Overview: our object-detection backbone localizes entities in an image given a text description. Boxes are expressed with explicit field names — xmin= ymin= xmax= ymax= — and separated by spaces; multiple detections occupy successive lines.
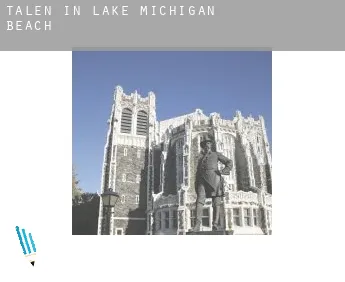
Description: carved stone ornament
xmin=153 ymin=193 xmax=178 ymax=209
xmin=121 ymin=100 xmax=134 ymax=110
xmin=115 ymin=85 xmax=123 ymax=95
xmin=229 ymin=191 xmax=259 ymax=205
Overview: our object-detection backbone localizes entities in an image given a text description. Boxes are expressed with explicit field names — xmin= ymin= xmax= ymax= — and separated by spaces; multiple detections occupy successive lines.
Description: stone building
xmin=97 ymin=86 xmax=272 ymax=235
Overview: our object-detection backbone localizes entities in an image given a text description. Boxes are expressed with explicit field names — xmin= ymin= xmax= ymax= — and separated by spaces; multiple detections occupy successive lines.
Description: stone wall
xmin=114 ymin=144 xmax=147 ymax=234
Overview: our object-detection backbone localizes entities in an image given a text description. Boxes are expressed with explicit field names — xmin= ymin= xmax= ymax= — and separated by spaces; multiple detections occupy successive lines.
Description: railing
xmin=153 ymin=194 xmax=178 ymax=208
xmin=183 ymin=189 xmax=271 ymax=208
xmin=228 ymin=191 xmax=259 ymax=204
xmin=116 ymin=133 xmax=146 ymax=147
xmin=218 ymin=119 xmax=235 ymax=128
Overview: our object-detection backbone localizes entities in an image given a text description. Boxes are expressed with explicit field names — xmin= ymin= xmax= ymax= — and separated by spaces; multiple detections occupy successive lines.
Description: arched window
xmin=121 ymin=108 xmax=132 ymax=133
xmin=136 ymin=110 xmax=148 ymax=136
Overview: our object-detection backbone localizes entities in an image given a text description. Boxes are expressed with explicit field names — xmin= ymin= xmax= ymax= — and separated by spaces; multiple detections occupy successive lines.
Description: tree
xmin=72 ymin=166 xmax=100 ymax=234
xmin=72 ymin=166 xmax=82 ymax=205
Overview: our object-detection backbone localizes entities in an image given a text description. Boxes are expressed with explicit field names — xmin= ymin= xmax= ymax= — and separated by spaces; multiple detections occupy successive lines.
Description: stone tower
xmin=97 ymin=86 xmax=157 ymax=235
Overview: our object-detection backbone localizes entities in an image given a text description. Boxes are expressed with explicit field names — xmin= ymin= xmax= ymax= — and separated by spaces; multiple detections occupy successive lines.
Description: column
xmin=241 ymin=207 xmax=245 ymax=227
xmin=177 ymin=190 xmax=186 ymax=234
xmin=259 ymin=164 xmax=267 ymax=192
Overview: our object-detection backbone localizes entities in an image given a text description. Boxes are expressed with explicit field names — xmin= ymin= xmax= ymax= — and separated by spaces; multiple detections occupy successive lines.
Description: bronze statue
xmin=193 ymin=135 xmax=233 ymax=231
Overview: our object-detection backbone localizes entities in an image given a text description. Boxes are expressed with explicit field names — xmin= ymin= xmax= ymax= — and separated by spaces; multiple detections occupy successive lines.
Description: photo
xmin=72 ymin=51 xmax=272 ymax=235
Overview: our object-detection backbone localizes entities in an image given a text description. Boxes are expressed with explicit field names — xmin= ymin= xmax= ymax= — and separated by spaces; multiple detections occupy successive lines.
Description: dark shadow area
xmin=125 ymin=209 xmax=147 ymax=235
xmin=124 ymin=149 xmax=148 ymax=235
xmin=163 ymin=139 xmax=177 ymax=196
xmin=153 ymin=144 xmax=162 ymax=194
xmin=265 ymin=164 xmax=272 ymax=194
xmin=235 ymin=136 xmax=250 ymax=191
xmin=72 ymin=193 xmax=100 ymax=235
xmin=250 ymin=144 xmax=262 ymax=188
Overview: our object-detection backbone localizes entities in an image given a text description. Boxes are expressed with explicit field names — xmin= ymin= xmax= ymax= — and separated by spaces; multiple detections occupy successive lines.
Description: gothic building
xmin=97 ymin=86 xmax=272 ymax=235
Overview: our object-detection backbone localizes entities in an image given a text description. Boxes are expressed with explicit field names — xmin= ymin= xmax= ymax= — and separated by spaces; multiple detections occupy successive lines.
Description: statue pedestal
xmin=186 ymin=230 xmax=233 ymax=235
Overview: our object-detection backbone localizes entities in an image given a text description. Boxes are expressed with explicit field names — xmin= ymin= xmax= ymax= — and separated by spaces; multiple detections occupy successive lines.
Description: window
xmin=121 ymin=195 xmax=125 ymax=203
xmin=136 ymin=110 xmax=148 ymax=136
xmin=136 ymin=174 xmax=140 ymax=184
xmin=137 ymin=149 xmax=141 ymax=158
xmin=178 ymin=171 xmax=183 ymax=184
xmin=253 ymin=208 xmax=259 ymax=226
xmin=122 ymin=174 xmax=126 ymax=182
xmin=136 ymin=195 xmax=139 ymax=204
xmin=124 ymin=148 xmax=127 ymax=156
xmin=156 ymin=212 xmax=161 ymax=230
xmin=190 ymin=210 xmax=196 ymax=228
xmin=172 ymin=210 xmax=177 ymax=228
xmin=244 ymin=208 xmax=251 ymax=226
xmin=184 ymin=165 xmax=188 ymax=178
xmin=164 ymin=211 xmax=169 ymax=229
xmin=115 ymin=228 xmax=123 ymax=235
xmin=202 ymin=208 xmax=210 ymax=227
xmin=177 ymin=154 xmax=183 ymax=166
xmin=233 ymin=208 xmax=241 ymax=226
xmin=248 ymin=157 xmax=255 ymax=187
xmin=176 ymin=139 xmax=183 ymax=150
xmin=121 ymin=108 xmax=132 ymax=133
xmin=190 ymin=208 xmax=210 ymax=228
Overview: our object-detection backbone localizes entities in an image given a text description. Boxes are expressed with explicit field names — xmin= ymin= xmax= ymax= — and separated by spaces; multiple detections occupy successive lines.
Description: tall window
xmin=136 ymin=195 xmax=139 ymax=204
xmin=177 ymin=154 xmax=183 ymax=166
xmin=202 ymin=208 xmax=210 ymax=227
xmin=183 ymin=156 xmax=188 ymax=177
xmin=248 ymin=157 xmax=255 ymax=187
xmin=164 ymin=211 xmax=170 ymax=229
xmin=121 ymin=108 xmax=132 ymax=133
xmin=124 ymin=148 xmax=127 ymax=156
xmin=121 ymin=195 xmax=125 ymax=203
xmin=172 ymin=210 xmax=178 ymax=228
xmin=190 ymin=208 xmax=210 ymax=228
xmin=190 ymin=210 xmax=196 ymax=228
xmin=122 ymin=174 xmax=126 ymax=182
xmin=156 ymin=212 xmax=161 ymax=230
xmin=253 ymin=208 xmax=259 ymax=226
xmin=137 ymin=149 xmax=141 ymax=158
xmin=136 ymin=110 xmax=148 ymax=136
xmin=233 ymin=208 xmax=241 ymax=226
xmin=178 ymin=171 xmax=183 ymax=184
xmin=244 ymin=208 xmax=251 ymax=226
xmin=136 ymin=174 xmax=140 ymax=184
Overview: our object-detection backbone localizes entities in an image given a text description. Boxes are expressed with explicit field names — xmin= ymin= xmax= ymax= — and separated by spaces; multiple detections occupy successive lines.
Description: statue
xmin=193 ymin=135 xmax=233 ymax=231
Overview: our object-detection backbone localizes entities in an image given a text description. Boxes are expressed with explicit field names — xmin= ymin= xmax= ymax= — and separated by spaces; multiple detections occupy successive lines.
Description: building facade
xmin=97 ymin=86 xmax=272 ymax=235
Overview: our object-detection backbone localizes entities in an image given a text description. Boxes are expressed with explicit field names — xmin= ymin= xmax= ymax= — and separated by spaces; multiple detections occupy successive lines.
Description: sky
xmin=72 ymin=51 xmax=272 ymax=193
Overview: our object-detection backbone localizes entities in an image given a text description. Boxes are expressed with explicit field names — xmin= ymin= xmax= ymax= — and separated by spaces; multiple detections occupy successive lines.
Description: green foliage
xmin=72 ymin=193 xmax=100 ymax=235
xmin=72 ymin=166 xmax=100 ymax=234
xmin=72 ymin=166 xmax=83 ymax=205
